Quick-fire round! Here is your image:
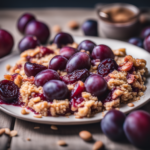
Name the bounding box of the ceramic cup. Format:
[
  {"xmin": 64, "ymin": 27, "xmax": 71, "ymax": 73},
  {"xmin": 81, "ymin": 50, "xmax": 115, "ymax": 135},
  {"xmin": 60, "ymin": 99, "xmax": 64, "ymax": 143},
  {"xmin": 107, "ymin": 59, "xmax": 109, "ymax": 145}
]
[{"xmin": 97, "ymin": 3, "xmax": 140, "ymax": 40}]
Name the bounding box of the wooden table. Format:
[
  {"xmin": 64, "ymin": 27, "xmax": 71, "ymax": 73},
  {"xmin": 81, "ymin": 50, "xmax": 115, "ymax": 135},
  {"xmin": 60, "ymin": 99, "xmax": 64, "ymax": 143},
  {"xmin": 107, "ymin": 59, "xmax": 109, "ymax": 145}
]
[{"xmin": 0, "ymin": 8, "xmax": 150, "ymax": 150}]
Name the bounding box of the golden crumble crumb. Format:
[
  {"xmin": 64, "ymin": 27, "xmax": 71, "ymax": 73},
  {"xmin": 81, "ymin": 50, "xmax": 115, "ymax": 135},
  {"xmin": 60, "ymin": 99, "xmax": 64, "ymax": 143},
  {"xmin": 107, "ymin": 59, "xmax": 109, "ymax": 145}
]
[
  {"xmin": 67, "ymin": 20, "xmax": 79, "ymax": 29},
  {"xmin": 52, "ymin": 25, "xmax": 61, "ymax": 33},
  {"xmin": 21, "ymin": 108, "xmax": 29, "ymax": 115},
  {"xmin": 27, "ymin": 138, "xmax": 31, "ymax": 141},
  {"xmin": 10, "ymin": 130, "xmax": 18, "ymax": 137},
  {"xmin": 128, "ymin": 103, "xmax": 134, "ymax": 107},
  {"xmin": 6, "ymin": 64, "xmax": 12, "ymax": 71},
  {"xmin": 57, "ymin": 140, "xmax": 67, "ymax": 146},
  {"xmin": 34, "ymin": 114, "xmax": 42, "ymax": 118}
]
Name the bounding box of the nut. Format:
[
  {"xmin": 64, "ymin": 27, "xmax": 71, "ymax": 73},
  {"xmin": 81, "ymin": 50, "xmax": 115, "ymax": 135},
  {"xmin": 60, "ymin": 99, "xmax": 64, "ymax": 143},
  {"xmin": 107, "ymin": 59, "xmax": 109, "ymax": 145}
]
[
  {"xmin": 79, "ymin": 130, "xmax": 92, "ymax": 141},
  {"xmin": 67, "ymin": 20, "xmax": 79, "ymax": 29},
  {"xmin": 10, "ymin": 130, "xmax": 18, "ymax": 137},
  {"xmin": 34, "ymin": 126, "xmax": 40, "ymax": 129},
  {"xmin": 6, "ymin": 64, "xmax": 12, "ymax": 71},
  {"xmin": 57, "ymin": 140, "xmax": 66, "ymax": 146},
  {"xmin": 27, "ymin": 138, "xmax": 31, "ymax": 141},
  {"xmin": 52, "ymin": 25, "xmax": 61, "ymax": 33},
  {"xmin": 51, "ymin": 125, "xmax": 58, "ymax": 130},
  {"xmin": 92, "ymin": 141, "xmax": 103, "ymax": 150},
  {"xmin": 5, "ymin": 128, "xmax": 10, "ymax": 135},
  {"xmin": 128, "ymin": 103, "xmax": 134, "ymax": 107},
  {"xmin": 21, "ymin": 108, "xmax": 29, "ymax": 115},
  {"xmin": 0, "ymin": 128, "xmax": 5, "ymax": 135}
]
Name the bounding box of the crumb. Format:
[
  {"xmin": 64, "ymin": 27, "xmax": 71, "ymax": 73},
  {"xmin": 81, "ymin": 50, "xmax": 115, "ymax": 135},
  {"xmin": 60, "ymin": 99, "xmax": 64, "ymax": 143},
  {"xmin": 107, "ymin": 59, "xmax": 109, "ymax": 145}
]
[
  {"xmin": 51, "ymin": 125, "xmax": 58, "ymax": 130},
  {"xmin": 21, "ymin": 108, "xmax": 29, "ymax": 115},
  {"xmin": 34, "ymin": 114, "xmax": 42, "ymax": 118},
  {"xmin": 27, "ymin": 138, "xmax": 31, "ymax": 141},
  {"xmin": 5, "ymin": 128, "xmax": 10, "ymax": 135},
  {"xmin": 128, "ymin": 103, "xmax": 134, "ymax": 107},
  {"xmin": 0, "ymin": 128, "xmax": 5, "ymax": 135},
  {"xmin": 34, "ymin": 127, "xmax": 40, "ymax": 129},
  {"xmin": 6, "ymin": 64, "xmax": 11, "ymax": 71},
  {"xmin": 67, "ymin": 20, "xmax": 79, "ymax": 29},
  {"xmin": 10, "ymin": 130, "xmax": 18, "ymax": 137},
  {"xmin": 57, "ymin": 140, "xmax": 67, "ymax": 146}
]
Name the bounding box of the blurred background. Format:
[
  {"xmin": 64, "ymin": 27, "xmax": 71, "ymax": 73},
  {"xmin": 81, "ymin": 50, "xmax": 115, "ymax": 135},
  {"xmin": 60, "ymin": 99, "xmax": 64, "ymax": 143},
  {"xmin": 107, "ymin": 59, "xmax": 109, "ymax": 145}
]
[{"xmin": 1, "ymin": 0, "xmax": 150, "ymax": 8}]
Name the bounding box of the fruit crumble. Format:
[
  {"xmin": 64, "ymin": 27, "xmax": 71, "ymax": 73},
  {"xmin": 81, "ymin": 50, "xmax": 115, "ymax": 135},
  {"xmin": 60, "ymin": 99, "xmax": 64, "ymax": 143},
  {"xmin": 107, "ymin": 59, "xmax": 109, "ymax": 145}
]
[{"xmin": 0, "ymin": 32, "xmax": 148, "ymax": 118}]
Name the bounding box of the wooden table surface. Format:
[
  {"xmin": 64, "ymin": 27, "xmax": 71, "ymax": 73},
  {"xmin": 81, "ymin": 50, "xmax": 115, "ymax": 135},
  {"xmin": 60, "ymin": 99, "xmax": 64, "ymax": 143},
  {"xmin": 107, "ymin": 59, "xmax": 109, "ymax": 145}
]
[{"xmin": 0, "ymin": 8, "xmax": 150, "ymax": 150}]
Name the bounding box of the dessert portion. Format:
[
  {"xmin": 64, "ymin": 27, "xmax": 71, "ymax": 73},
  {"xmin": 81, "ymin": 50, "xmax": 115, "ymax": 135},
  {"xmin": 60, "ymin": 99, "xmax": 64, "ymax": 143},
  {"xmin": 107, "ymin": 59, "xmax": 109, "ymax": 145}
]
[{"xmin": 0, "ymin": 32, "xmax": 148, "ymax": 118}]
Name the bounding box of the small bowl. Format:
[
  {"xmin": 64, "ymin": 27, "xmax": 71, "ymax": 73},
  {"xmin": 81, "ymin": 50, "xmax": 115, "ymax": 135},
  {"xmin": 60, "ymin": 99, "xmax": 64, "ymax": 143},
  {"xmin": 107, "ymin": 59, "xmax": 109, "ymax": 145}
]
[{"xmin": 97, "ymin": 3, "xmax": 140, "ymax": 40}]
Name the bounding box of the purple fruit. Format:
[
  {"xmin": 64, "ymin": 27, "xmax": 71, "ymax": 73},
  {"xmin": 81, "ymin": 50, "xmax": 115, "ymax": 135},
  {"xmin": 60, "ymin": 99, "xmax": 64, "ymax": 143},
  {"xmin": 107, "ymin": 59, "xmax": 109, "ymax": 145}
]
[
  {"xmin": 124, "ymin": 110, "xmax": 150, "ymax": 148},
  {"xmin": 25, "ymin": 20, "xmax": 50, "ymax": 44},
  {"xmin": 60, "ymin": 46, "xmax": 78, "ymax": 59},
  {"xmin": 128, "ymin": 37, "xmax": 143, "ymax": 48},
  {"xmin": 0, "ymin": 80, "xmax": 19, "ymax": 102},
  {"xmin": 66, "ymin": 52, "xmax": 91, "ymax": 73},
  {"xmin": 98, "ymin": 58, "xmax": 118, "ymax": 77},
  {"xmin": 101, "ymin": 109, "xmax": 126, "ymax": 141},
  {"xmin": 53, "ymin": 32, "xmax": 74, "ymax": 48},
  {"xmin": 85, "ymin": 74, "xmax": 107, "ymax": 97},
  {"xmin": 143, "ymin": 35, "xmax": 150, "ymax": 52},
  {"xmin": 34, "ymin": 69, "xmax": 60, "ymax": 87},
  {"xmin": 17, "ymin": 13, "xmax": 35, "ymax": 34},
  {"xmin": 40, "ymin": 46, "xmax": 54, "ymax": 56},
  {"xmin": 77, "ymin": 40, "xmax": 96, "ymax": 53},
  {"xmin": 0, "ymin": 29, "xmax": 14, "ymax": 58},
  {"xmin": 92, "ymin": 45, "xmax": 114, "ymax": 61},
  {"xmin": 82, "ymin": 19, "xmax": 98, "ymax": 36},
  {"xmin": 61, "ymin": 69, "xmax": 89, "ymax": 84},
  {"xmin": 24, "ymin": 62, "xmax": 47, "ymax": 77},
  {"xmin": 43, "ymin": 80, "xmax": 69, "ymax": 101},
  {"xmin": 18, "ymin": 35, "xmax": 40, "ymax": 53},
  {"xmin": 140, "ymin": 26, "xmax": 150, "ymax": 39},
  {"xmin": 48, "ymin": 55, "xmax": 68, "ymax": 71}
]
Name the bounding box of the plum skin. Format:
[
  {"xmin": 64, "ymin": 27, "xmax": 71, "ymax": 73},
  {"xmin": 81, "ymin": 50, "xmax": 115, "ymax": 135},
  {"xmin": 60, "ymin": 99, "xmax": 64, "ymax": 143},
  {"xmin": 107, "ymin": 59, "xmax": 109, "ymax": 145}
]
[
  {"xmin": 101, "ymin": 109, "xmax": 126, "ymax": 141},
  {"xmin": 123, "ymin": 110, "xmax": 150, "ymax": 148}
]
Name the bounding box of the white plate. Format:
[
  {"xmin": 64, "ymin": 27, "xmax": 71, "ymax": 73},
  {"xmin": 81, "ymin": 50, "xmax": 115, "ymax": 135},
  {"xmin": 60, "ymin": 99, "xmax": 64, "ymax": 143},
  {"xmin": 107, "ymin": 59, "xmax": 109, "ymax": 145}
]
[{"xmin": 0, "ymin": 36, "xmax": 150, "ymax": 125}]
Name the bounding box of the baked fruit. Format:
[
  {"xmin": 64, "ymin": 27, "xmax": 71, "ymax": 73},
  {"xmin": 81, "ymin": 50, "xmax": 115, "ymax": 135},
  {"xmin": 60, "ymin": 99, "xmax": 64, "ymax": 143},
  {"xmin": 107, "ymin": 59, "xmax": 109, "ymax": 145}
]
[{"xmin": 1, "ymin": 33, "xmax": 148, "ymax": 118}]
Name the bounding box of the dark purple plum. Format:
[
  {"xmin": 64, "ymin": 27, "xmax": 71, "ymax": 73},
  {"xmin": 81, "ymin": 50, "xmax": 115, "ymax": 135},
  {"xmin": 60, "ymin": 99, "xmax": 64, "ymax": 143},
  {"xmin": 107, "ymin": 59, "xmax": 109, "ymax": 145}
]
[
  {"xmin": 0, "ymin": 29, "xmax": 14, "ymax": 58},
  {"xmin": 101, "ymin": 109, "xmax": 126, "ymax": 141},
  {"xmin": 48, "ymin": 55, "xmax": 68, "ymax": 71},
  {"xmin": 60, "ymin": 69, "xmax": 90, "ymax": 84},
  {"xmin": 128, "ymin": 37, "xmax": 143, "ymax": 48},
  {"xmin": 82, "ymin": 19, "xmax": 98, "ymax": 36},
  {"xmin": 143, "ymin": 35, "xmax": 150, "ymax": 52},
  {"xmin": 124, "ymin": 110, "xmax": 150, "ymax": 148},
  {"xmin": 40, "ymin": 46, "xmax": 54, "ymax": 56},
  {"xmin": 98, "ymin": 58, "xmax": 118, "ymax": 77},
  {"xmin": 25, "ymin": 20, "xmax": 50, "ymax": 44},
  {"xmin": 60, "ymin": 46, "xmax": 78, "ymax": 59},
  {"xmin": 77, "ymin": 40, "xmax": 96, "ymax": 53},
  {"xmin": 66, "ymin": 52, "xmax": 91, "ymax": 73},
  {"xmin": 17, "ymin": 13, "xmax": 35, "ymax": 34},
  {"xmin": 92, "ymin": 45, "xmax": 114, "ymax": 61},
  {"xmin": 53, "ymin": 32, "xmax": 74, "ymax": 48},
  {"xmin": 34, "ymin": 69, "xmax": 60, "ymax": 87},
  {"xmin": 43, "ymin": 80, "xmax": 69, "ymax": 101},
  {"xmin": 85, "ymin": 74, "xmax": 107, "ymax": 97},
  {"xmin": 24, "ymin": 62, "xmax": 47, "ymax": 77},
  {"xmin": 18, "ymin": 35, "xmax": 40, "ymax": 53},
  {"xmin": 140, "ymin": 26, "xmax": 150, "ymax": 39},
  {"xmin": 0, "ymin": 80, "xmax": 19, "ymax": 103}
]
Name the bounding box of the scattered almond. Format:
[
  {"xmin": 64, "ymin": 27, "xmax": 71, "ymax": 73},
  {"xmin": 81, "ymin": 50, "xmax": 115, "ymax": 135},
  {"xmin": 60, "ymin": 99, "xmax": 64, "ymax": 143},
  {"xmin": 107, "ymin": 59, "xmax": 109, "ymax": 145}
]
[
  {"xmin": 79, "ymin": 130, "xmax": 92, "ymax": 141},
  {"xmin": 57, "ymin": 140, "xmax": 66, "ymax": 146},
  {"xmin": 67, "ymin": 20, "xmax": 79, "ymax": 29},
  {"xmin": 34, "ymin": 126, "xmax": 40, "ymax": 129},
  {"xmin": 128, "ymin": 103, "xmax": 134, "ymax": 107},
  {"xmin": 92, "ymin": 141, "xmax": 104, "ymax": 150},
  {"xmin": 0, "ymin": 128, "xmax": 5, "ymax": 135},
  {"xmin": 27, "ymin": 138, "xmax": 31, "ymax": 141},
  {"xmin": 5, "ymin": 128, "xmax": 10, "ymax": 135},
  {"xmin": 34, "ymin": 114, "xmax": 42, "ymax": 118},
  {"xmin": 6, "ymin": 64, "xmax": 11, "ymax": 71},
  {"xmin": 52, "ymin": 25, "xmax": 61, "ymax": 33},
  {"xmin": 21, "ymin": 108, "xmax": 29, "ymax": 115},
  {"xmin": 51, "ymin": 125, "xmax": 58, "ymax": 130},
  {"xmin": 10, "ymin": 130, "xmax": 18, "ymax": 137}
]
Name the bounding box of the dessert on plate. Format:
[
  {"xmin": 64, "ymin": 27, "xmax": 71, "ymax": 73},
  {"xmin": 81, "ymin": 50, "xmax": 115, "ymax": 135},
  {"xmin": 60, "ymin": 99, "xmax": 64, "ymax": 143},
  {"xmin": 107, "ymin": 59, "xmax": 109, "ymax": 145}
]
[{"xmin": 0, "ymin": 32, "xmax": 148, "ymax": 118}]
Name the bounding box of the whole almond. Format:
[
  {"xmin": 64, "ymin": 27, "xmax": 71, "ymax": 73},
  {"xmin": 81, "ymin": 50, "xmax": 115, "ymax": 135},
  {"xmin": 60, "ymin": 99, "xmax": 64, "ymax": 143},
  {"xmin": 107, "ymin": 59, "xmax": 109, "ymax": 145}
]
[
  {"xmin": 93, "ymin": 141, "xmax": 103, "ymax": 150},
  {"xmin": 57, "ymin": 140, "xmax": 66, "ymax": 146},
  {"xmin": 79, "ymin": 130, "xmax": 92, "ymax": 141}
]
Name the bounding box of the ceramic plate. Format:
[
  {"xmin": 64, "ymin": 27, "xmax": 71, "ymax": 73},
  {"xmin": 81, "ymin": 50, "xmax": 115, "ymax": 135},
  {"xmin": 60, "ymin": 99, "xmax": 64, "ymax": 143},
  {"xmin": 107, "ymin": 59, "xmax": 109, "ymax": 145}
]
[{"xmin": 0, "ymin": 36, "xmax": 150, "ymax": 125}]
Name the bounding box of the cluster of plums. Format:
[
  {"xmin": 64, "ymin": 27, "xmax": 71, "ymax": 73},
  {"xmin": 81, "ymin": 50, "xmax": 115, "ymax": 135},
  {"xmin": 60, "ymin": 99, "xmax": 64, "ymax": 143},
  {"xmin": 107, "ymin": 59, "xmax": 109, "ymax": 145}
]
[
  {"xmin": 101, "ymin": 109, "xmax": 150, "ymax": 149},
  {"xmin": 128, "ymin": 26, "xmax": 150, "ymax": 52}
]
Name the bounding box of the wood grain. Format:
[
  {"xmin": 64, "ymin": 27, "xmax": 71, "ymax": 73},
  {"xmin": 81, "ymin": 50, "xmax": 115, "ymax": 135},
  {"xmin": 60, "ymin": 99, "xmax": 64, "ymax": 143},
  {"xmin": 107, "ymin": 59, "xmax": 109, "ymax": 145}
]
[{"xmin": 0, "ymin": 111, "xmax": 15, "ymax": 150}]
